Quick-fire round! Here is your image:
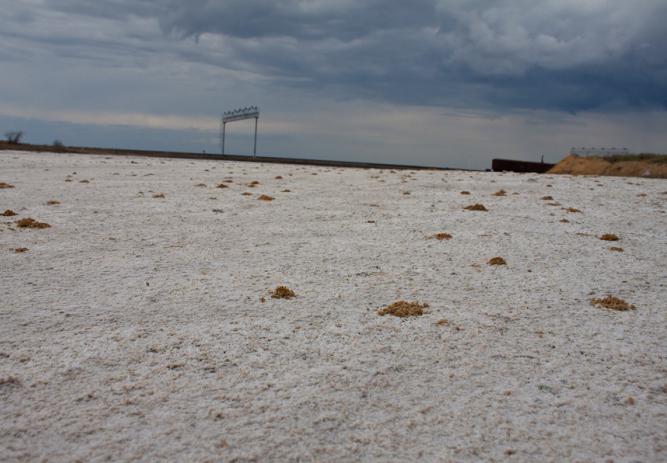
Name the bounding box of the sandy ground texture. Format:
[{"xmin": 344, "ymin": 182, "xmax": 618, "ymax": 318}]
[{"xmin": 1, "ymin": 151, "xmax": 667, "ymax": 462}]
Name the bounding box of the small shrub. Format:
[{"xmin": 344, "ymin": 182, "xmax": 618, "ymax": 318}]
[
  {"xmin": 4, "ymin": 131, "xmax": 23, "ymax": 144},
  {"xmin": 1, "ymin": 209, "xmax": 17, "ymax": 216},
  {"xmin": 16, "ymin": 218, "xmax": 50, "ymax": 229},
  {"xmin": 488, "ymin": 257, "xmax": 507, "ymax": 266},
  {"xmin": 464, "ymin": 203, "xmax": 488, "ymax": 211},
  {"xmin": 271, "ymin": 286, "xmax": 295, "ymax": 299},
  {"xmin": 433, "ymin": 233, "xmax": 452, "ymax": 241},
  {"xmin": 378, "ymin": 301, "xmax": 428, "ymax": 318},
  {"xmin": 599, "ymin": 234, "xmax": 619, "ymax": 241},
  {"xmin": 590, "ymin": 296, "xmax": 635, "ymax": 311},
  {"xmin": 0, "ymin": 182, "xmax": 15, "ymax": 189}
]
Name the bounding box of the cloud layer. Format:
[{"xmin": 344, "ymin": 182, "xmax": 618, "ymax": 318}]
[{"xmin": 39, "ymin": 0, "xmax": 667, "ymax": 112}]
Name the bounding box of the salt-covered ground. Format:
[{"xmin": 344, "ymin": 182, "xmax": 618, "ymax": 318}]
[{"xmin": 1, "ymin": 150, "xmax": 666, "ymax": 462}]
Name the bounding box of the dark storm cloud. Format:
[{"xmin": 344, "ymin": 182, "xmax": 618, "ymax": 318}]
[{"xmin": 23, "ymin": 0, "xmax": 667, "ymax": 111}]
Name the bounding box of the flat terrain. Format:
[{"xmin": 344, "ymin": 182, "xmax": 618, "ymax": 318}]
[{"xmin": 1, "ymin": 151, "xmax": 666, "ymax": 462}]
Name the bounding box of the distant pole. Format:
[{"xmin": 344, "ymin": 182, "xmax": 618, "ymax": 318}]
[
  {"xmin": 253, "ymin": 116, "xmax": 258, "ymax": 157},
  {"xmin": 221, "ymin": 120, "xmax": 226, "ymax": 155}
]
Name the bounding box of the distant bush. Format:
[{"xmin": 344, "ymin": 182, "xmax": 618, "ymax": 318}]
[
  {"xmin": 53, "ymin": 140, "xmax": 64, "ymax": 148},
  {"xmin": 4, "ymin": 131, "xmax": 23, "ymax": 144}
]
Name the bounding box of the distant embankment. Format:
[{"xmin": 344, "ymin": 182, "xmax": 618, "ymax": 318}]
[
  {"xmin": 548, "ymin": 154, "xmax": 667, "ymax": 178},
  {"xmin": 492, "ymin": 158, "xmax": 555, "ymax": 173},
  {"xmin": 0, "ymin": 142, "xmax": 464, "ymax": 171}
]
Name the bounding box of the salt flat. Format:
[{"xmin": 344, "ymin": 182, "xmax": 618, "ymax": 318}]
[{"xmin": 1, "ymin": 150, "xmax": 666, "ymax": 462}]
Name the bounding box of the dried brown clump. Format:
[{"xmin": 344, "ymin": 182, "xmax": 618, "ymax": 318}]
[
  {"xmin": 493, "ymin": 190, "xmax": 507, "ymax": 196},
  {"xmin": 433, "ymin": 233, "xmax": 453, "ymax": 241},
  {"xmin": 241, "ymin": 192, "xmax": 252, "ymax": 196},
  {"xmin": 15, "ymin": 247, "xmax": 29, "ymax": 253},
  {"xmin": 247, "ymin": 181, "xmax": 260, "ymax": 187},
  {"xmin": 257, "ymin": 194, "xmax": 274, "ymax": 201},
  {"xmin": 16, "ymin": 218, "xmax": 50, "ymax": 229},
  {"xmin": 609, "ymin": 247, "xmax": 624, "ymax": 252},
  {"xmin": 79, "ymin": 180, "xmax": 90, "ymax": 184},
  {"xmin": 46, "ymin": 200, "xmax": 60, "ymax": 206},
  {"xmin": 282, "ymin": 189, "xmax": 291, "ymax": 193},
  {"xmin": 152, "ymin": 193, "xmax": 165, "ymax": 198},
  {"xmin": 590, "ymin": 295, "xmax": 635, "ymax": 311},
  {"xmin": 560, "ymin": 219, "xmax": 570, "ymax": 223},
  {"xmin": 378, "ymin": 301, "xmax": 429, "ymax": 318},
  {"xmin": 271, "ymin": 286, "xmax": 296, "ymax": 299},
  {"xmin": 0, "ymin": 182, "xmax": 15, "ymax": 189},
  {"xmin": 194, "ymin": 183, "xmax": 207, "ymax": 187},
  {"xmin": 275, "ymin": 176, "xmax": 283, "ymax": 180},
  {"xmin": 460, "ymin": 191, "xmax": 471, "ymax": 195},
  {"xmin": 1, "ymin": 209, "xmax": 17, "ymax": 217},
  {"xmin": 488, "ymin": 257, "xmax": 507, "ymax": 266},
  {"xmin": 216, "ymin": 183, "xmax": 228, "ymax": 189},
  {"xmin": 565, "ymin": 207, "xmax": 582, "ymax": 213},
  {"xmin": 541, "ymin": 195, "xmax": 554, "ymax": 201},
  {"xmin": 464, "ymin": 203, "xmax": 488, "ymax": 211},
  {"xmin": 435, "ymin": 319, "xmax": 449, "ymax": 326},
  {"xmin": 599, "ymin": 234, "xmax": 620, "ymax": 241}
]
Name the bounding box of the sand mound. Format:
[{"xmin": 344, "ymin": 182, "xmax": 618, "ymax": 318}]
[
  {"xmin": 590, "ymin": 295, "xmax": 635, "ymax": 311},
  {"xmin": 16, "ymin": 218, "xmax": 50, "ymax": 229},
  {"xmin": 377, "ymin": 301, "xmax": 428, "ymax": 317},
  {"xmin": 271, "ymin": 286, "xmax": 295, "ymax": 299},
  {"xmin": 549, "ymin": 155, "xmax": 667, "ymax": 178}
]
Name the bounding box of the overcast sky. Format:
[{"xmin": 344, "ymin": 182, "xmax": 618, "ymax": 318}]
[{"xmin": 1, "ymin": 0, "xmax": 666, "ymax": 169}]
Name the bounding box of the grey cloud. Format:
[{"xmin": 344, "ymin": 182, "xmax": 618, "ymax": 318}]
[{"xmin": 19, "ymin": 0, "xmax": 667, "ymax": 111}]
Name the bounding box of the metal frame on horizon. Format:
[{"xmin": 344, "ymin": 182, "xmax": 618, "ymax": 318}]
[{"xmin": 221, "ymin": 106, "xmax": 259, "ymax": 156}]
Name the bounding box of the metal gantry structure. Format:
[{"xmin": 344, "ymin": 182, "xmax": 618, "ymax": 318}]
[{"xmin": 221, "ymin": 106, "xmax": 260, "ymax": 157}]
